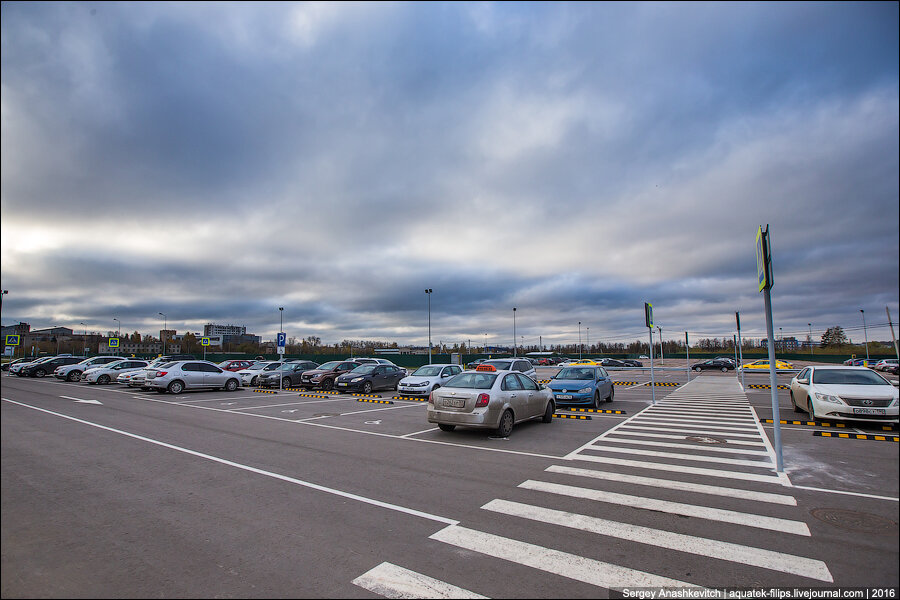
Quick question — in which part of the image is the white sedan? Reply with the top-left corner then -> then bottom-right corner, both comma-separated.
789,365 -> 898,423
398,364 -> 463,396
83,359 -> 150,385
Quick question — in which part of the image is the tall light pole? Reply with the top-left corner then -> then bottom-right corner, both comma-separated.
113,318 -> 120,356
587,327 -> 590,355
512,307 -> 517,357
808,323 -> 813,357
659,326 -> 664,365
279,307 -> 284,388
860,309 -> 869,362
578,321 -> 582,359
778,327 -> 783,353
81,322 -> 86,355
159,312 -> 167,355
425,289 -> 432,363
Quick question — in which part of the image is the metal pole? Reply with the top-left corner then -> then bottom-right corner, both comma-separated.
578,321 -> 582,359
887,307 -> 899,361
425,290 -> 432,364
159,312 -> 167,355
737,312 -> 744,388
648,327 -> 656,404
113,318 -> 120,356
808,323 -> 813,358
512,307 -> 517,357
279,307 -> 284,389
685,331 -> 690,382
659,327 -> 664,365
861,309 -> 869,362
764,287 -> 783,472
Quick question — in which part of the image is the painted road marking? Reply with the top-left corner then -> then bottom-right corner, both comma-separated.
352,562 -> 488,599
583,444 -> 772,468
429,525 -> 699,589
571,454 -> 783,483
481,499 -> 832,582
602,436 -> 770,455
544,465 -> 796,505
517,480 -> 808,535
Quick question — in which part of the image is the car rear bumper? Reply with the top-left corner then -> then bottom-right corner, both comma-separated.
427,406 -> 501,428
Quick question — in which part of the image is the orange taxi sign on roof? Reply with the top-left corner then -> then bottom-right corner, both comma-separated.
475,364 -> 497,372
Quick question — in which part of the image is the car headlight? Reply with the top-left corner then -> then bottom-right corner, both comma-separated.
351,377 -> 363,382
815,392 -> 842,404
577,387 -> 593,393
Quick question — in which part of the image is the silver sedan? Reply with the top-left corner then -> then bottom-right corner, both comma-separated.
427,367 -> 555,436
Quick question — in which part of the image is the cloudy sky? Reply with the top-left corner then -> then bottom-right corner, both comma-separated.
2,1 -> 898,350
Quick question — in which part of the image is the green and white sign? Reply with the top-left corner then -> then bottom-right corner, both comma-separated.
756,226 -> 773,292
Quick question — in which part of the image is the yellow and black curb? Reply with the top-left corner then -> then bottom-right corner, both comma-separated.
253,389 -> 278,394
561,407 -> 627,415
763,419 -> 896,432
392,396 -> 428,402
356,398 -> 394,405
814,431 -> 898,442
297,393 -> 333,399
554,413 -> 592,420
344,392 -> 383,399
612,381 -> 680,387
748,384 -> 790,390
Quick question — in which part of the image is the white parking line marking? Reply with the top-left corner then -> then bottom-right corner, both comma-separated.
602,430 -> 766,446
602,436 -> 771,455
481,500 -> 832,582
429,525 -> 699,589
352,562 -> 488,599
544,465 -> 797,505
584,444 -> 773,467
2,398 -> 459,526
518,480 -> 808,534
571,455 -> 782,483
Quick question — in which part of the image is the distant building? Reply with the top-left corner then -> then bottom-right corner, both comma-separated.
204,324 -> 260,347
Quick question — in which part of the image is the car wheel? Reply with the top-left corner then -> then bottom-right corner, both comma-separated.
807,397 -> 818,420
721,367 -> 728,372
250,376 -> 258,386
98,374 -> 110,385
542,400 -> 554,423
694,366 -> 702,372
224,379 -> 239,392
438,423 -> 456,432
67,371 -> 82,382
607,386 -> 615,403
790,391 -> 802,413
496,410 -> 514,437
362,381 -> 373,394
34,369 -> 46,378
167,380 -> 184,394
322,379 -> 333,391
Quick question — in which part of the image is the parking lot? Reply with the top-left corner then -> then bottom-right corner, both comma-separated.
2,362 -> 898,597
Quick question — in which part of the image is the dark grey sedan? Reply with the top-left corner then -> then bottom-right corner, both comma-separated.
691,359 -> 735,372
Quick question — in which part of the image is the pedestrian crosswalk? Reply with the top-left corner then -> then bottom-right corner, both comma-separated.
352,376 -> 834,597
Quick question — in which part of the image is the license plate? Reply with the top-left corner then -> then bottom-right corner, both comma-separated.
337,382 -> 348,387
443,398 -> 465,408
556,394 -> 573,400
852,408 -> 886,415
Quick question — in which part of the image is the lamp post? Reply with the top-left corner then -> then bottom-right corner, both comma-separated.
279,307 -> 284,388
425,289 -> 432,363
808,323 -> 813,357
861,309 -> 869,362
81,322 -> 86,355
779,327 -> 783,353
659,326 -> 664,365
113,318 -> 120,356
578,321 -> 582,359
512,307 -> 517,357
587,327 -> 590,356
159,312 -> 167,355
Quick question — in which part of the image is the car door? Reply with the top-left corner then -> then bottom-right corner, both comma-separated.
515,373 -> 543,418
501,373 -> 526,419
198,363 -> 226,387
180,362 -> 205,388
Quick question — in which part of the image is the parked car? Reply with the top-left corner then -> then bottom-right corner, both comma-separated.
884,364 -> 899,376
334,364 -> 407,394
789,365 -> 898,423
18,355 -> 83,378
2,357 -> 31,372
740,359 -> 794,372
83,359 -> 150,384
259,361 -> 320,388
465,358 -> 488,369
145,360 -> 242,394
621,359 -> 643,367
479,358 -> 537,380
873,359 -> 898,372
54,356 -> 123,382
116,370 -> 144,386
218,359 -> 255,372
298,360 -> 362,391
427,365 -> 555,436
599,358 -> 626,368
691,359 -> 736,372
126,356 -> 188,390
398,364 -> 464,397
547,365 -> 614,408
236,361 -> 287,387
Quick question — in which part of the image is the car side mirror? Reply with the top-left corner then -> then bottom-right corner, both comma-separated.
798,378 -> 809,384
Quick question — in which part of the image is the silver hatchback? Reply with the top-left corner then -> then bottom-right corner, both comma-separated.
145,361 -> 242,394
427,367 -> 554,436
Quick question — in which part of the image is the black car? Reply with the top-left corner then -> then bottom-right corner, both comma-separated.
690,359 -> 735,372
18,355 -> 83,377
334,364 -> 407,394
600,358 -> 627,367
621,359 -> 643,367
259,361 -> 320,388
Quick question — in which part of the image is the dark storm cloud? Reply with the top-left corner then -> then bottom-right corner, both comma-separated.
2,1 -> 897,345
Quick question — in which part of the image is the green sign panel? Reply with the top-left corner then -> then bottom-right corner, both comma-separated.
644,302 -> 654,328
756,226 -> 773,292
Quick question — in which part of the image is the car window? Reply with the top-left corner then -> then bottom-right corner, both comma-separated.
338,362 -> 358,370
485,360 -> 513,370
502,374 -> 523,390
797,368 -> 809,380
445,372 -> 497,389
516,374 -> 539,390
200,364 -> 222,373
812,369 -> 889,385
557,368 -> 594,380
182,363 -> 201,371
414,366 -> 443,376
351,365 -> 377,374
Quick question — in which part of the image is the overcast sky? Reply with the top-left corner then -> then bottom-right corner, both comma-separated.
2,1 -> 898,350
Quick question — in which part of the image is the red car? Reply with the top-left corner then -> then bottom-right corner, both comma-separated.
218,359 -> 254,372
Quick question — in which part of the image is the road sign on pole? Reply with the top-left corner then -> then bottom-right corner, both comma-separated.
645,303 -> 655,404
757,225 -> 783,472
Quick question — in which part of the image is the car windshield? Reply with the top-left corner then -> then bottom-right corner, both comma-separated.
413,366 -> 443,376
317,361 -> 341,370
444,372 -> 497,389
350,365 -> 377,374
556,368 -> 596,380
812,369 -> 889,385
262,363 -> 282,371
484,360 -> 513,370
247,361 -> 268,369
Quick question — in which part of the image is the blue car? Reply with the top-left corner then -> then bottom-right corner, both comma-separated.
547,366 -> 614,408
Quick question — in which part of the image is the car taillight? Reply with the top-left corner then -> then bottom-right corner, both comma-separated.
156,371 -> 167,377
428,391 -> 434,404
475,393 -> 490,407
